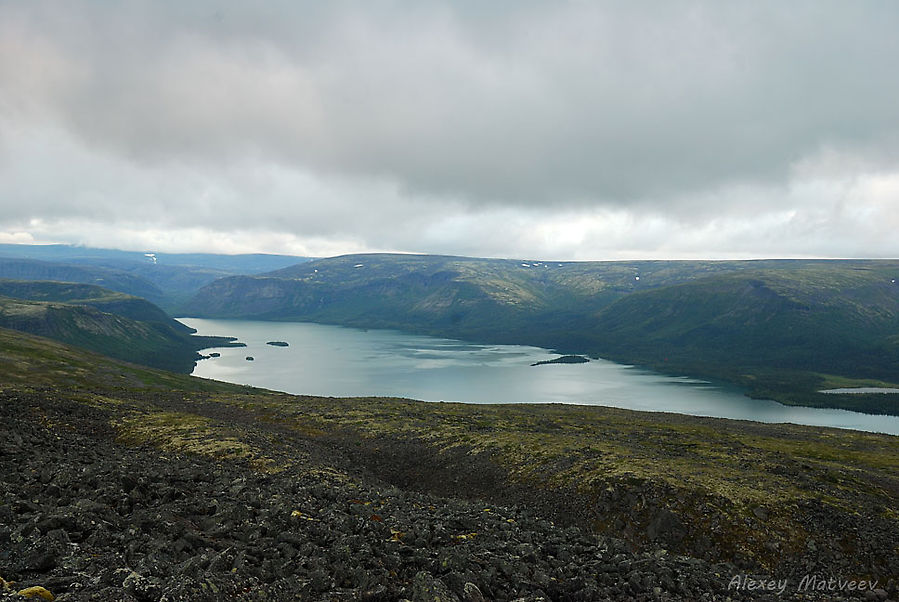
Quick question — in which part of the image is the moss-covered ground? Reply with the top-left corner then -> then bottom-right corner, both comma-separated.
1,326 -> 896,579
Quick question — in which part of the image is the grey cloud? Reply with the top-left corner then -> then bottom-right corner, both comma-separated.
1,1 -> 898,260
3,1 -> 899,208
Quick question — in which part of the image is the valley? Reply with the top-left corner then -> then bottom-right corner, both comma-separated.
184,254 -> 899,415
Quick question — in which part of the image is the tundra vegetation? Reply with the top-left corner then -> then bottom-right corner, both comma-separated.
0,326 -> 896,600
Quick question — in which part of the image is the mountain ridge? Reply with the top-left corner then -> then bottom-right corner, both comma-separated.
0,281 -> 242,373
0,244 -> 311,311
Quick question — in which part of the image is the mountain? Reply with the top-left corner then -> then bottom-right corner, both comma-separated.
0,244 -> 310,310
0,282 -> 242,372
186,254 -> 899,413
0,243 -> 308,272
0,257 -> 164,301
185,253 -> 776,340
0,279 -> 182,329
588,264 -> 899,412
591,265 -> 899,375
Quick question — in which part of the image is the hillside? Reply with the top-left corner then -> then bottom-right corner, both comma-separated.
590,265 -> 899,413
0,279 -> 183,329
0,292 -> 240,373
0,326 -> 896,600
185,254 -> 899,413
185,254 -> 790,343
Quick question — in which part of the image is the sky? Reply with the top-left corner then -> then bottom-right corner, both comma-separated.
1,1 -> 898,260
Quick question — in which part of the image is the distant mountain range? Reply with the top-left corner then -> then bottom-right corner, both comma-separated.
0,257 -> 165,301
0,244 -> 309,310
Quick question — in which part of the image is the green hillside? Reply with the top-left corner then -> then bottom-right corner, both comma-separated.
0,279 -> 185,330
0,244 -> 310,311
185,254 -> 899,413
185,254 -> 788,342
590,266 -> 899,413
0,291 -> 241,373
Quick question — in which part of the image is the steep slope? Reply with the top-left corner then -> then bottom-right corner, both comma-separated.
186,255 -> 899,357
186,254 -> 567,342
590,265 -> 899,412
0,295 -> 239,373
592,266 -> 899,373
191,254 -> 871,325
0,279 -> 185,330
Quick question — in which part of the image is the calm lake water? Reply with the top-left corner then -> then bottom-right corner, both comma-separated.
181,318 -> 899,436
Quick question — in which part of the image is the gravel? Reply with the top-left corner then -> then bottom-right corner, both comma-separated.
0,391 -> 893,601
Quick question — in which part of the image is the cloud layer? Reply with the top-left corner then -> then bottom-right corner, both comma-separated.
1,1 -> 898,258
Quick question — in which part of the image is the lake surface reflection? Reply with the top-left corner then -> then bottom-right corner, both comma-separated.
181,318 -> 899,436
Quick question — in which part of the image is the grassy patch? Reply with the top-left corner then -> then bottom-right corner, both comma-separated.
115,410 -> 278,472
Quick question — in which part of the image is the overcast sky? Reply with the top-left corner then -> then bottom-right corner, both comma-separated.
1,1 -> 898,259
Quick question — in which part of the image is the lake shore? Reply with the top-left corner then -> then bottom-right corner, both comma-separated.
181,317 -> 899,435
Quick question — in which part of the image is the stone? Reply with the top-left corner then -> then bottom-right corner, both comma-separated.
123,571 -> 159,601
412,571 -> 459,602
462,582 -> 486,602
646,509 -> 686,545
16,586 -> 56,601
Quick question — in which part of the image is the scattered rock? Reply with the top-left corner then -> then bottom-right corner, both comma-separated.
122,570 -> 158,601
647,508 -> 686,545
411,571 -> 459,602
1,389 -> 894,602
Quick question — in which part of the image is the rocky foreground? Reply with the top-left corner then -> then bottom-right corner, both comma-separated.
0,388 -> 893,602
0,328 -> 896,601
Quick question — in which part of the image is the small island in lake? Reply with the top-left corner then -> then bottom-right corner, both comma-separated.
266,341 -> 289,347
531,355 -> 590,366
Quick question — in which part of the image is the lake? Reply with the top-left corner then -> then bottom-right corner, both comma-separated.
180,318 -> 899,436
